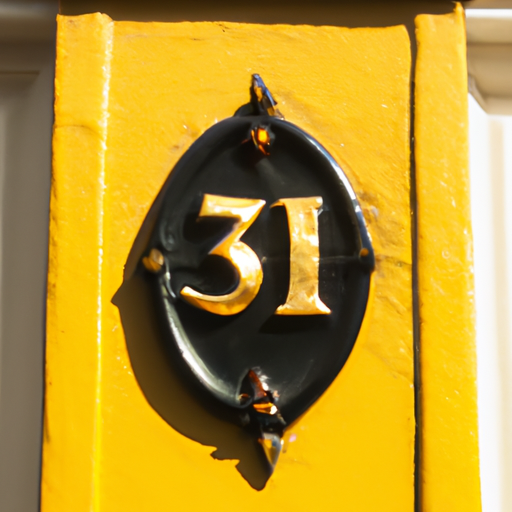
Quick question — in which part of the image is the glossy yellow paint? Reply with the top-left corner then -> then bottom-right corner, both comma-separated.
43,14 -> 414,512
43,13 -> 113,512
415,5 -> 481,512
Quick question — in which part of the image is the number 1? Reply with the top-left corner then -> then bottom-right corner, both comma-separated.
271,197 -> 331,315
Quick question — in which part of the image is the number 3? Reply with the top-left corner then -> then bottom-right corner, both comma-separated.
180,194 -> 330,316
180,195 -> 265,316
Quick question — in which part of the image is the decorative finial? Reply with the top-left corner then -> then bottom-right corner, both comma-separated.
250,74 -> 284,119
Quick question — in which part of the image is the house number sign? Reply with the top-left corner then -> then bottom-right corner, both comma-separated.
137,75 -> 374,470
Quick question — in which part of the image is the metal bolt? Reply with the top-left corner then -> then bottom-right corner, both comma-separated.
142,248 -> 164,273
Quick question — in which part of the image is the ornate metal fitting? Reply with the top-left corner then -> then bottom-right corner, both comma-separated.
133,75 -> 374,474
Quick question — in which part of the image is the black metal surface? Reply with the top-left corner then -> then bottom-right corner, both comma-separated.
137,110 -> 374,426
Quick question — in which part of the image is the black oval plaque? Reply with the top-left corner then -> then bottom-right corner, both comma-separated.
133,75 -> 374,469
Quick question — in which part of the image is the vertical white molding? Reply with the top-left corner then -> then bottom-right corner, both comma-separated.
469,94 -> 512,512
500,114 -> 512,512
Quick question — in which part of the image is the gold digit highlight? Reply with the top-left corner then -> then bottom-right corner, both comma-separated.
181,194 -> 265,315
272,197 -> 331,315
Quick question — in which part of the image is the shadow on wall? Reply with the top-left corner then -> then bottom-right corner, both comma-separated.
113,272 -> 273,491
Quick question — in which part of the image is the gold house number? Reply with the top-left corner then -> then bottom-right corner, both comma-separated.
180,194 -> 331,316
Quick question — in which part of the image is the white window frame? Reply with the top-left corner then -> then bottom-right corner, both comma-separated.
467,7 -> 512,512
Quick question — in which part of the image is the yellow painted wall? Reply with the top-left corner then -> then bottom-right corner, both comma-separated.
42,5 -> 481,512
44,14 -> 414,512
415,6 -> 481,511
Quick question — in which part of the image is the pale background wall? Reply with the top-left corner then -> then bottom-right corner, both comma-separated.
466,8 -> 512,512
469,96 -> 512,512
0,2 -> 57,511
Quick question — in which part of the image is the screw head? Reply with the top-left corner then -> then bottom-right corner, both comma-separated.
142,248 -> 164,273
